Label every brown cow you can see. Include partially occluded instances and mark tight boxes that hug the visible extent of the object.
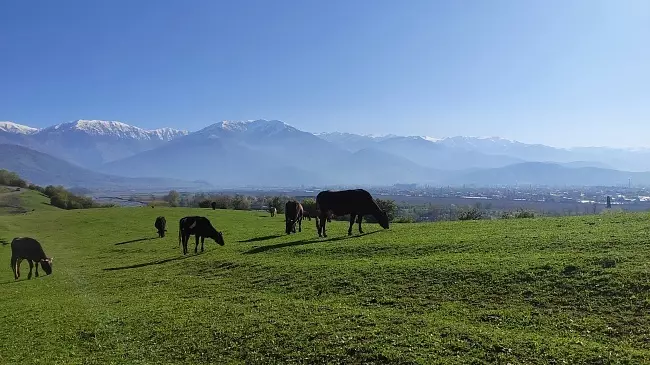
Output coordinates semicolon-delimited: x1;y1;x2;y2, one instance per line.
10;237;53;280
315;189;389;237
285;201;304;234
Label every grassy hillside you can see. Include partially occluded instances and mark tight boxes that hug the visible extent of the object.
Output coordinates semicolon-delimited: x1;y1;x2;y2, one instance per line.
0;208;649;364
0;186;61;215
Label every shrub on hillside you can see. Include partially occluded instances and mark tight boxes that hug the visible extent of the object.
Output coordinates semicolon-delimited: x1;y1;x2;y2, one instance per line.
212;195;233;209
198;199;212;208
458;207;483;221
0;169;27;188
232;194;251;210
267;196;291;214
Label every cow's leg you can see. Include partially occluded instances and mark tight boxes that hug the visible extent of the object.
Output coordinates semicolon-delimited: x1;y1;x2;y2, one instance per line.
298;216;302;232
319;214;328;238
201;237;205;252
357;215;364;234
11;255;19;280
27;260;34;280
348;213;357;235
182;234;188;255
35;261;40;277
194;235;199;254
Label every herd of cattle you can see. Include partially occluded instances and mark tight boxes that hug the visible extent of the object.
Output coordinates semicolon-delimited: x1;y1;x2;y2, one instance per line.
7;188;390;280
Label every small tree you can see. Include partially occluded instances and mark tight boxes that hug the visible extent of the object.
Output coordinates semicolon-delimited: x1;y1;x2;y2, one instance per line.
165;190;180;207
232;194;251;210
267;196;290;214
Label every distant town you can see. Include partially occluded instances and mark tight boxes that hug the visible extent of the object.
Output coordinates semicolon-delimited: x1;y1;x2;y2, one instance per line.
91;183;650;221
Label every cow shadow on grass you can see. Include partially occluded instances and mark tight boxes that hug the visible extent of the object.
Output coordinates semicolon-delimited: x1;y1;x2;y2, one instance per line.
238;234;282;243
103;254;195;271
243;230;380;254
114;237;156;246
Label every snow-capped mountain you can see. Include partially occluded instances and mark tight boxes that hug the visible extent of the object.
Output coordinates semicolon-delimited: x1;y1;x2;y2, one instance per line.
0;119;188;167
0;121;39;135
40;120;187;141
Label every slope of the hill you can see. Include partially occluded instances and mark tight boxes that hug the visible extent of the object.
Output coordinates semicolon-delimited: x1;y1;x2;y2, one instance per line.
0;186;60;215
0;208;648;363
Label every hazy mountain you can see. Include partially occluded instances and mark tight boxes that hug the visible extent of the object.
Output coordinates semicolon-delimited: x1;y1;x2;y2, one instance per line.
100;120;347;187
0;144;210;190
444;162;649;187
0;120;188;168
338;148;443;185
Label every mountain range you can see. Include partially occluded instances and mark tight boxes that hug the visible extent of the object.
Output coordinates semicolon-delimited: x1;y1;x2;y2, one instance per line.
1;119;648;189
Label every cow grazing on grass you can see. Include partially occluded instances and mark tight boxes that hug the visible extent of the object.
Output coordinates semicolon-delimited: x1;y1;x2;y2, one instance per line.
285;201;304;234
315;189;389;237
270;207;277;217
10;237;53;280
178;216;225;255
154;216;167;238
211;201;217;210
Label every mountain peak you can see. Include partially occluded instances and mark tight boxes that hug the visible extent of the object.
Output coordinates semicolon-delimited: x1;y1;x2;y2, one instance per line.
0;121;39;135
42;119;187;141
199;119;296;136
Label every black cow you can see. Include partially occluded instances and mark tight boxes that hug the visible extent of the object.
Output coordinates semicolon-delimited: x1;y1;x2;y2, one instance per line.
315;189;389;237
211;201;217;210
154;216;167;238
178;216;225;255
10;237;53;280
285;201;303;234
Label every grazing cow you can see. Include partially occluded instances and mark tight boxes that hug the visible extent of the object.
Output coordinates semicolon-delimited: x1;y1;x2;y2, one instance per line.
270;207;277;217
285;201;304;234
178;216;225;255
211;201;217;210
315;189;389;237
154;216;167;238
10;237;53;280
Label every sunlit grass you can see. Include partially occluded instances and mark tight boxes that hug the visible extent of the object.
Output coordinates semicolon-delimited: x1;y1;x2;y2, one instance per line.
0;207;648;364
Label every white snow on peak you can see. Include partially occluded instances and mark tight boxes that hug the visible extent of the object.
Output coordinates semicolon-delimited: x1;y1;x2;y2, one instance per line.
205;119;295;135
422;136;441;142
42;120;187;141
0;121;39;135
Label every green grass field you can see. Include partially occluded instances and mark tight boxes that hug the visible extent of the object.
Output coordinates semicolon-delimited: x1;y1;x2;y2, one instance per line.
0;205;649;364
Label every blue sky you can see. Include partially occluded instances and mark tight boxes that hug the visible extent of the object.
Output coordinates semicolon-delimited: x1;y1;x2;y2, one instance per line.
1;0;648;147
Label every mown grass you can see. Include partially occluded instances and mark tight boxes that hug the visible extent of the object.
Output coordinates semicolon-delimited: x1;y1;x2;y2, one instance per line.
0;207;649;364
0;187;60;215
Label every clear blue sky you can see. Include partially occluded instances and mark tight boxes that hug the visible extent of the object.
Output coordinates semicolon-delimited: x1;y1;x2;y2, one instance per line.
1;0;648;147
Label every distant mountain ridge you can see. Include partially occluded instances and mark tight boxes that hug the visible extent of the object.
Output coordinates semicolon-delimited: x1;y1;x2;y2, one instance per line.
0;120;187;167
2;118;650;188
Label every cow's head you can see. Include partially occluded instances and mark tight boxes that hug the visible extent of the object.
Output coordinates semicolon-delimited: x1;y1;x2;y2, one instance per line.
285;219;294;234
378;211;390;229
213;231;225;246
40;257;53;275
